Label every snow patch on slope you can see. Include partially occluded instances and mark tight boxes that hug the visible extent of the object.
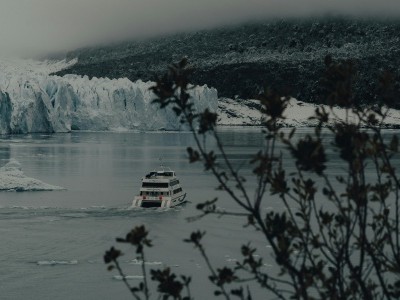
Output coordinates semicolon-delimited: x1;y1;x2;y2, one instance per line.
218;98;263;125
0;58;77;76
218;98;400;128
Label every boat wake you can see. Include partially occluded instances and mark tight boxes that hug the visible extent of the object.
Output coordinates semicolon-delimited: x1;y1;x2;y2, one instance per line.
0;205;183;220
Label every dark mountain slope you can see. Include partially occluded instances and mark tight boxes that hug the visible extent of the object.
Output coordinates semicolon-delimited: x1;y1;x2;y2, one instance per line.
55;17;400;107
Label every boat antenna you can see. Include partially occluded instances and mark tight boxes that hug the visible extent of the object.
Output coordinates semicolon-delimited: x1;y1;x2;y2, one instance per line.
159;157;164;170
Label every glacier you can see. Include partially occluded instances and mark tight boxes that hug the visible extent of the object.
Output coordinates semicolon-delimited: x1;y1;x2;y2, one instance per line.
0;59;218;134
2;58;400;134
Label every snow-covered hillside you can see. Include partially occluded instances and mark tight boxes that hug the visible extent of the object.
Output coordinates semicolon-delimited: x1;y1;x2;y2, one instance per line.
218;97;400;128
0;59;218;134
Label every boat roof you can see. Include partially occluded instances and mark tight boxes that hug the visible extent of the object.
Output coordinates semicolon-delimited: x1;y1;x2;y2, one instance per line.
144;168;176;179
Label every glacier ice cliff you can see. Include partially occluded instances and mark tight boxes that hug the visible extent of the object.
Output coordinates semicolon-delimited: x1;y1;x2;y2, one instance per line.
0;59;218;134
5;59;399;132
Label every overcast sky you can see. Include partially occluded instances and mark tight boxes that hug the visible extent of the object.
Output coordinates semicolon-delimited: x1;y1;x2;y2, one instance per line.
1;0;400;57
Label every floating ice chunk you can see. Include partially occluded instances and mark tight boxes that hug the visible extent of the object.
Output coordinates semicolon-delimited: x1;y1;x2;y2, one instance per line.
128;259;162;265
36;260;78;266
113;275;144;281
0;159;65;191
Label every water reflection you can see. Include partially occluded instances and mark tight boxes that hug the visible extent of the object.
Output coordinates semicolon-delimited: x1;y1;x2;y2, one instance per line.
0;142;11;164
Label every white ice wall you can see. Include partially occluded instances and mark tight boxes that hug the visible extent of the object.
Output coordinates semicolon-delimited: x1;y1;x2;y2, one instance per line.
0;59;218;134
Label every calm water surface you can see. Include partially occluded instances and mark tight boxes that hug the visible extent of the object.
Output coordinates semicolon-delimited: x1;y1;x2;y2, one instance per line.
0;128;274;300
1;128;397;299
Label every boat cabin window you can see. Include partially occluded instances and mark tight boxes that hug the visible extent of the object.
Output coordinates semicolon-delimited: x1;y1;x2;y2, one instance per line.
145;172;157;178
173;188;182;194
142;191;168;196
142;182;168;188
157;171;174;177
170;179;179;186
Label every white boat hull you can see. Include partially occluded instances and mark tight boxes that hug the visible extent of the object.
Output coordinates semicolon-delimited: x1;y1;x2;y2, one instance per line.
131;165;186;208
132;192;187;208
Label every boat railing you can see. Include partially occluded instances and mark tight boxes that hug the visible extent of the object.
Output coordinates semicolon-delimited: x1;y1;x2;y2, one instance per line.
140;195;170;201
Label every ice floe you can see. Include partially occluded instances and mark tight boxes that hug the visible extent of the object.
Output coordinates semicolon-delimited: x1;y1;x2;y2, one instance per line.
36;259;78;266
0;159;65;191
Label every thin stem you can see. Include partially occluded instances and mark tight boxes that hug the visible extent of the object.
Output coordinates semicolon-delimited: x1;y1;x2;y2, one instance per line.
113;259;141;300
140;252;150;300
197;243;231;300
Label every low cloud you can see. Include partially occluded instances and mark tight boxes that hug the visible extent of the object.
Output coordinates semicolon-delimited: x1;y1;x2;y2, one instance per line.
0;0;399;57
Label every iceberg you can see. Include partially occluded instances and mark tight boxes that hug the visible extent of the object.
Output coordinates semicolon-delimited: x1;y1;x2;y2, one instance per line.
0;159;65;191
0;59;218;134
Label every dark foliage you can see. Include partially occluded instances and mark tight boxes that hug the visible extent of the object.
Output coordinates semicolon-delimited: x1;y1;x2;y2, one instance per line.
105;56;400;299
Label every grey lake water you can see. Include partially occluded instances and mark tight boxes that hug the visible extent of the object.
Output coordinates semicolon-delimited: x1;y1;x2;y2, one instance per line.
1;128;398;299
0;128;276;300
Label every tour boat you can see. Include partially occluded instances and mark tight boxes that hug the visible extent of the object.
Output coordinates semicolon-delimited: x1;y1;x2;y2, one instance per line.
132;165;186;208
